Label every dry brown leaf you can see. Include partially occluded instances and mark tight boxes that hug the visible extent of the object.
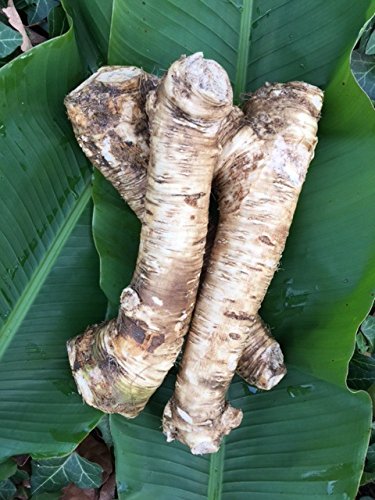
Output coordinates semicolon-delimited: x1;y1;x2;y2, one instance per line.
13;455;29;467
27;28;46;47
2;0;32;52
61;483;98;500
99;473;116;500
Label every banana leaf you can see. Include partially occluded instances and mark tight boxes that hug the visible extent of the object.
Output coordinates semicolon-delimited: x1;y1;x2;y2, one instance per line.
0;27;106;458
93;0;374;498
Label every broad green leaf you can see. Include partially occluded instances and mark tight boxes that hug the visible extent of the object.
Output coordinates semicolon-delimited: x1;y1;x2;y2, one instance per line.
62;0;113;73
48;4;68;38
91;1;375;498
0;21;22;58
31;452;103;494
0;25;106;456
0;461;16;481
111;370;370;500
27;0;59;25
0;207;105;459
108;0;372;99
348;352;375;391
351;49;375;101
0;480;16;500
92;171;140;315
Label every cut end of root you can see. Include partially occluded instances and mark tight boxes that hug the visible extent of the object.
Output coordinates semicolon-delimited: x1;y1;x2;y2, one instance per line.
237;337;287;390
185;53;232;105
244;81;324;124
255;342;287;390
96;66;143;84
67;321;151;418
162;399;243;455
164;52;233;119
66;66;145;101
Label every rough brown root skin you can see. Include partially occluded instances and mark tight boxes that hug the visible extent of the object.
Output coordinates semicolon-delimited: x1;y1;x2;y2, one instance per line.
67;53;233;417
64;66;157;220
65;67;286;389
163;81;323;453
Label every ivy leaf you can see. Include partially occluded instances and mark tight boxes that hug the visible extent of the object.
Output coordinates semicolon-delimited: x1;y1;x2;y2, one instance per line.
365;24;375;55
47;4;68;38
366;442;375;470
0;20;22;57
96;416;113;449
0;460;16;481
361;315;375;351
0;479;16;500
351;49;375;102
32;493;61;500
11;468;28;483
361;443;375;485
356;330;369;354
347;351;375;391
27;0;59;25
31;452;103;495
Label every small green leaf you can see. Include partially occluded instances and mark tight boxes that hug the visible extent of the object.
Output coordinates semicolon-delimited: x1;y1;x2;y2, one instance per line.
361;316;375;350
358;17;374;52
27;0;59;25
0;460;16;481
11;468;29;483
0;21;22;58
351;49;375;102
97;415;113;449
357;331;369;354
31;452;103;494
366;442;375;470
0;479;16;500
47;4;68;38
370;421;375;443
14;0;34;8
32;493;61;500
348;351;375;391
366;27;375;55
361;443;375;485
92;171;140;315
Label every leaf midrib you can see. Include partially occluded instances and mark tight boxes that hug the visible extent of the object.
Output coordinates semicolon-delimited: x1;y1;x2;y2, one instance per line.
234;0;254;102
207;1;254;492
0;184;91;359
207;440;225;500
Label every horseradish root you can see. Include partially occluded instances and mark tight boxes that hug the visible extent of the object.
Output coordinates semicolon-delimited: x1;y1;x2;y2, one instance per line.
65;68;286;390
64;66;157;219
67;53;233;417
163;81;323;454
